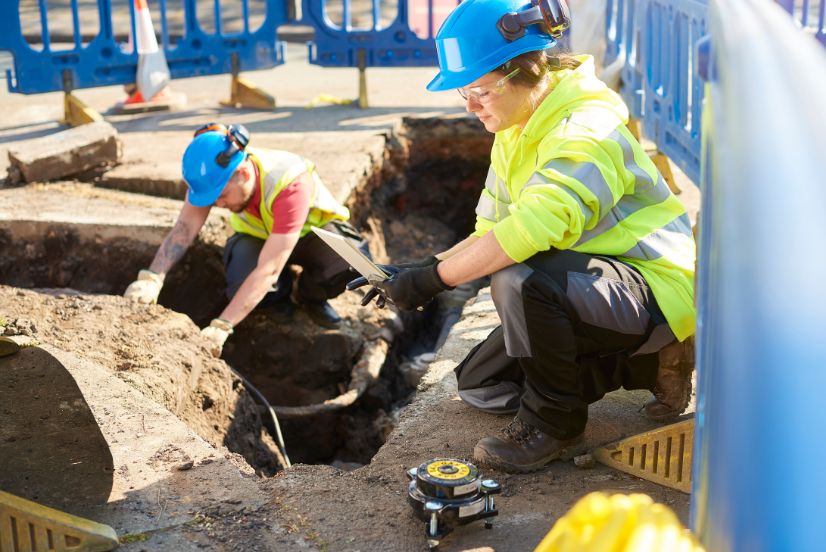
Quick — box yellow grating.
[591,419,694,493]
[0,490,117,552]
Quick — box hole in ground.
[0,117,493,471]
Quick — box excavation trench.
[0,117,492,471]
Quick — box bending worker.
[125,123,366,356]
[351,0,695,473]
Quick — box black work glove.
[346,255,439,306]
[347,255,437,279]
[347,262,453,311]
[395,255,439,269]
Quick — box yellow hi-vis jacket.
[229,147,350,239]
[474,56,696,341]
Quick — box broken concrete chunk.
[573,453,596,469]
[7,121,122,183]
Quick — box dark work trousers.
[454,249,676,440]
[222,220,369,306]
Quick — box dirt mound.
[0,285,283,474]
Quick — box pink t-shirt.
[245,168,312,235]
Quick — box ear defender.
[497,0,571,42]
[216,124,250,168]
[192,123,250,168]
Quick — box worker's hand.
[347,263,453,311]
[124,269,164,304]
[346,255,439,292]
[201,318,233,358]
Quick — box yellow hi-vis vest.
[474,56,696,341]
[229,147,350,239]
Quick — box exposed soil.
[0,113,697,550]
[0,285,287,474]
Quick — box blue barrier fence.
[605,0,644,118]
[777,0,826,45]
[0,0,287,94]
[607,0,707,184]
[0,0,822,186]
[303,0,459,67]
[692,0,826,548]
[639,0,706,184]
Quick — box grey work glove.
[201,318,233,358]
[124,269,164,304]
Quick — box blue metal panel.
[693,0,826,549]
[0,0,287,94]
[303,0,458,67]
[639,0,706,184]
[605,0,645,118]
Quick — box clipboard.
[311,226,389,282]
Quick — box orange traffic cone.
[134,0,169,99]
[114,0,185,113]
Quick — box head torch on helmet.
[496,0,571,42]
[193,122,250,168]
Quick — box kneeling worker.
[124,123,366,356]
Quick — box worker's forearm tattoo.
[150,221,194,274]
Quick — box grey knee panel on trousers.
[491,264,535,358]
[565,272,650,336]
[455,326,523,414]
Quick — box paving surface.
[0,40,701,551]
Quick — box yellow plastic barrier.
[533,492,704,552]
[0,490,118,552]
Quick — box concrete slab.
[0,43,465,202]
[0,182,184,227]
[6,121,122,184]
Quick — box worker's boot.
[644,336,695,421]
[303,300,342,329]
[473,417,583,473]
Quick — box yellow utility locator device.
[406,458,502,549]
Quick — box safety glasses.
[458,68,520,103]
[193,122,250,168]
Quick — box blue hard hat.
[182,130,246,207]
[426,0,558,92]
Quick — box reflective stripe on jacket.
[474,55,696,340]
[229,147,350,239]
